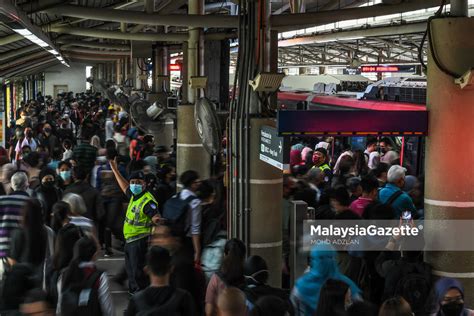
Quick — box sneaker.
[104,248,114,257]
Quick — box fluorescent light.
[12,28,32,36]
[48,49,59,55]
[57,56,64,61]
[35,39,48,47]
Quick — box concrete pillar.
[181,42,189,103]
[248,118,283,287]
[187,0,203,103]
[176,0,210,180]
[162,45,170,92]
[451,0,468,17]
[424,18,474,305]
[177,105,210,179]
[116,59,122,85]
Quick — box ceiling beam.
[49,26,188,42]
[368,37,419,55]
[278,22,427,47]
[61,47,131,56]
[44,4,238,28]
[0,34,23,46]
[272,0,448,31]
[59,41,130,50]
[0,45,41,61]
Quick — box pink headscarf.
[301,147,312,162]
[290,150,302,167]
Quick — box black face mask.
[42,181,55,189]
[441,302,464,316]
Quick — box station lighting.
[11,28,70,67]
[1,0,69,67]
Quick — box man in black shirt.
[125,246,197,316]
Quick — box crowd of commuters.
[0,91,471,316]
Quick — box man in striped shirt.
[0,172,31,257]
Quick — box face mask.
[26,132,33,138]
[380,147,387,154]
[44,128,52,134]
[130,184,143,195]
[441,302,464,316]
[60,170,72,181]
[16,132,23,138]
[42,181,55,188]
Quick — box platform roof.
[1,0,473,80]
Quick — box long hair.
[50,201,71,233]
[62,235,98,287]
[219,238,246,287]
[314,279,349,316]
[353,150,369,176]
[52,224,83,271]
[22,199,47,265]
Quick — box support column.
[177,0,210,179]
[248,1,282,287]
[177,105,210,179]
[451,0,468,17]
[424,18,474,305]
[248,118,283,287]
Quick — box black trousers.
[124,237,149,293]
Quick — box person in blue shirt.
[378,165,417,219]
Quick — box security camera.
[249,73,286,93]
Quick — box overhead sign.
[361,65,417,73]
[277,110,428,136]
[343,68,361,75]
[259,125,289,170]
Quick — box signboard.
[259,125,289,170]
[277,110,428,136]
[343,68,361,75]
[169,64,181,71]
[361,65,417,73]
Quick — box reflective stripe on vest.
[319,164,331,172]
[123,192,158,240]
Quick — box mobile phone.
[402,211,412,225]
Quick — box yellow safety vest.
[123,192,158,241]
[318,164,331,172]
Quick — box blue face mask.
[60,170,72,181]
[130,184,143,196]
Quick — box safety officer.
[312,147,333,184]
[110,159,159,294]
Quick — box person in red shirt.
[350,175,379,217]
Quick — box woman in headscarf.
[428,278,474,316]
[290,243,361,316]
[35,167,63,225]
[290,150,303,169]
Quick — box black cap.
[314,147,328,157]
[129,171,145,181]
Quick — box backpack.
[133,288,187,316]
[162,193,197,236]
[60,269,102,316]
[394,263,431,315]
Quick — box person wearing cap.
[311,148,333,184]
[378,165,417,219]
[109,159,159,294]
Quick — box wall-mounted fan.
[195,97,221,155]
